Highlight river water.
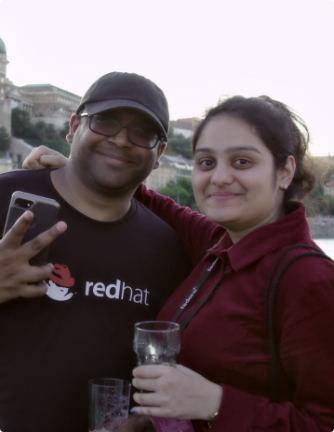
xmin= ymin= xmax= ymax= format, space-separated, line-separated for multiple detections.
xmin=313 ymin=238 xmax=334 ymax=259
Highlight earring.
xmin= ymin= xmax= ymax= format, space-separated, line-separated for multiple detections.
xmin=279 ymin=183 xmax=288 ymax=191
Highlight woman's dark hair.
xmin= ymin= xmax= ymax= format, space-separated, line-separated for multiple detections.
xmin=192 ymin=95 xmax=315 ymax=209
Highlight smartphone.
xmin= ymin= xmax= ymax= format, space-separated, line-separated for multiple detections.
xmin=3 ymin=191 xmax=60 ymax=266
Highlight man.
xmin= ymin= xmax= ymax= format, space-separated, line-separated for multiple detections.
xmin=0 ymin=72 xmax=190 ymax=432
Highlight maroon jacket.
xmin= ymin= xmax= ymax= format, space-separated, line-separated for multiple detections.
xmin=135 ymin=184 xmax=334 ymax=432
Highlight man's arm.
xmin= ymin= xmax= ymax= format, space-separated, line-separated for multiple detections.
xmin=22 ymin=146 xmax=68 ymax=170
xmin=134 ymin=183 xmax=224 ymax=264
xmin=0 ymin=210 xmax=67 ymax=303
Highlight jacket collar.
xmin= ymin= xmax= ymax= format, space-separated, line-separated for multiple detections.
xmin=207 ymin=203 xmax=311 ymax=272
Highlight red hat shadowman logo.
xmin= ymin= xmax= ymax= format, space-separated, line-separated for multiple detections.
xmin=46 ymin=264 xmax=76 ymax=302
xmin=49 ymin=264 xmax=75 ymax=288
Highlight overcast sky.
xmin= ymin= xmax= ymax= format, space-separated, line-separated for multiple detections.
xmin=0 ymin=0 xmax=333 ymax=156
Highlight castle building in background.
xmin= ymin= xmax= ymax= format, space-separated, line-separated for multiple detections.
xmin=0 ymin=36 xmax=12 ymax=134
xmin=170 ymin=118 xmax=197 ymax=138
xmin=145 ymin=154 xmax=193 ymax=190
xmin=0 ymin=37 xmax=80 ymax=135
xmin=0 ymin=35 xmax=193 ymax=186
xmin=0 ymin=36 xmax=81 ymax=171
xmin=145 ymin=118 xmax=197 ymax=190
xmin=20 ymin=84 xmax=81 ymax=129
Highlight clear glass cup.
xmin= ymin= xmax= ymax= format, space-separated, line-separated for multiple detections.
xmin=133 ymin=322 xmax=192 ymax=430
xmin=88 ymin=378 xmax=131 ymax=432
xmin=133 ymin=320 xmax=181 ymax=366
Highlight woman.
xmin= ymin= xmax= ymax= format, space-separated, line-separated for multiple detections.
xmin=23 ymin=96 xmax=334 ymax=431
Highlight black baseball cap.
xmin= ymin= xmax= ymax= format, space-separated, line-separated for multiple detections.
xmin=77 ymin=72 xmax=169 ymax=140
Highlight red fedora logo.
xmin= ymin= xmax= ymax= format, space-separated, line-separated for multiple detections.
xmin=49 ymin=264 xmax=75 ymax=288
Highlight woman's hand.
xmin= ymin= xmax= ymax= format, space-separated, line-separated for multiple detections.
xmin=22 ymin=146 xmax=69 ymax=170
xmin=132 ymin=364 xmax=222 ymax=420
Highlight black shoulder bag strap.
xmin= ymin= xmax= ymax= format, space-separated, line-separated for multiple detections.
xmin=265 ymin=244 xmax=333 ymax=402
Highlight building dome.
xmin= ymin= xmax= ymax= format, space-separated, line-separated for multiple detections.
xmin=0 ymin=37 xmax=7 ymax=55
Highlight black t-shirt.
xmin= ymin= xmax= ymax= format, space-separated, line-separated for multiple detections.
xmin=0 ymin=169 xmax=190 ymax=432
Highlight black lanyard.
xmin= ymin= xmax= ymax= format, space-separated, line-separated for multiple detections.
xmin=172 ymin=257 xmax=231 ymax=332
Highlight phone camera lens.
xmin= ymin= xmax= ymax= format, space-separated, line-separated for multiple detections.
xmin=15 ymin=198 xmax=33 ymax=209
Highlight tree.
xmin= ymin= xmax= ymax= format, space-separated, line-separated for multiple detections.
xmin=168 ymin=136 xmax=192 ymax=159
xmin=31 ymin=120 xmax=48 ymax=140
xmin=325 ymin=195 xmax=334 ymax=215
xmin=0 ymin=127 xmax=10 ymax=154
xmin=60 ymin=121 xmax=69 ymax=140
xmin=165 ymin=127 xmax=193 ymax=159
xmin=11 ymin=107 xmax=32 ymax=137
xmin=45 ymin=123 xmax=58 ymax=140
xmin=303 ymin=157 xmax=334 ymax=216
xmin=11 ymin=107 xmax=70 ymax=157
xmin=25 ymin=136 xmax=70 ymax=157
xmin=157 ymin=177 xmax=197 ymax=209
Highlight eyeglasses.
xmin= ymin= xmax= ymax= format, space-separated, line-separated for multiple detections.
xmin=80 ymin=113 xmax=162 ymax=149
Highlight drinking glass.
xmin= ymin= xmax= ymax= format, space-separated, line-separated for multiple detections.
xmin=133 ymin=320 xmax=181 ymax=366
xmin=88 ymin=378 xmax=131 ymax=432
xmin=133 ymin=322 xmax=194 ymax=431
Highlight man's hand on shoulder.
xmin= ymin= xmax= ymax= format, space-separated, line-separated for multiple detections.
xmin=22 ymin=146 xmax=69 ymax=170
xmin=0 ymin=211 xmax=67 ymax=304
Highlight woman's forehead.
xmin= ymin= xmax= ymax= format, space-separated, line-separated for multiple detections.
xmin=196 ymin=115 xmax=267 ymax=152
